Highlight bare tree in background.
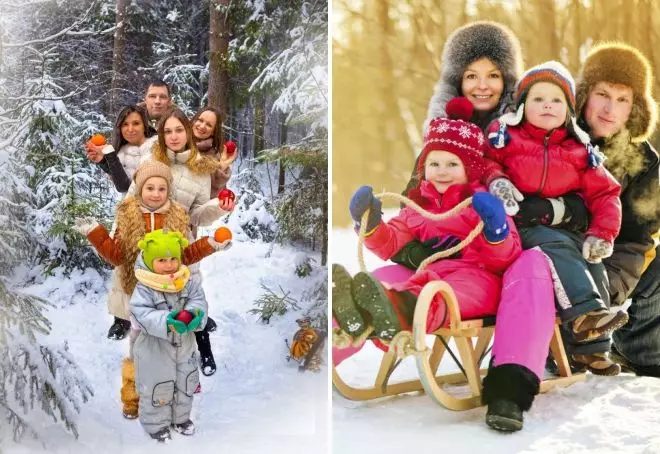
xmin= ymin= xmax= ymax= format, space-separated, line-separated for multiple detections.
xmin=208 ymin=0 xmax=230 ymax=116
xmin=110 ymin=0 xmax=129 ymax=116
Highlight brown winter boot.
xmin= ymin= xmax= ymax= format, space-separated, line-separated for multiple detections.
xmin=571 ymin=353 xmax=621 ymax=376
xmin=120 ymin=357 xmax=139 ymax=419
xmin=571 ymin=309 xmax=629 ymax=342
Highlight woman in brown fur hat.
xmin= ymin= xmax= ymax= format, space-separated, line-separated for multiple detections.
xmin=75 ymin=160 xmax=234 ymax=419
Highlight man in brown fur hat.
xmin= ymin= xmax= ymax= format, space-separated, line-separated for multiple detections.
xmin=573 ymin=42 xmax=660 ymax=377
xmin=527 ymin=42 xmax=660 ymax=376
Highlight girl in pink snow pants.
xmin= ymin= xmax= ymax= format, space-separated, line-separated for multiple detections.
xmin=332 ymin=99 xmax=557 ymax=433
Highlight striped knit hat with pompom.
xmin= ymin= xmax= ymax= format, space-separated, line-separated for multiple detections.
xmin=515 ymin=60 xmax=576 ymax=111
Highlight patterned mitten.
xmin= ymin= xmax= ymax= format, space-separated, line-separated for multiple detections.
xmin=488 ymin=178 xmax=524 ymax=216
xmin=582 ymin=236 xmax=613 ymax=263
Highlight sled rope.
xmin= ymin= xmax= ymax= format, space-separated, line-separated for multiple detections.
xmin=358 ymin=191 xmax=484 ymax=272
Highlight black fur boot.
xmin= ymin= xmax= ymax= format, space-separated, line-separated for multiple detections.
xmin=195 ymin=330 xmax=216 ymax=376
xmin=107 ymin=316 xmax=131 ymax=340
xmin=482 ymin=363 xmax=540 ymax=432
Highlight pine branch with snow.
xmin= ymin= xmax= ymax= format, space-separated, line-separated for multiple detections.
xmin=0 ymin=280 xmax=94 ymax=442
xmin=248 ymin=283 xmax=301 ymax=324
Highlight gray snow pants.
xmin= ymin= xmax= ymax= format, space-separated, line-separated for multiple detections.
xmin=133 ymin=331 xmax=200 ymax=435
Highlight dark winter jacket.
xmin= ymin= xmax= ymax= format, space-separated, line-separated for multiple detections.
xmin=483 ymin=121 xmax=622 ymax=243
xmin=602 ymin=139 xmax=660 ymax=305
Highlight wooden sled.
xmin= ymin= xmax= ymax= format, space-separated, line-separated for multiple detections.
xmin=333 ymin=280 xmax=586 ymax=411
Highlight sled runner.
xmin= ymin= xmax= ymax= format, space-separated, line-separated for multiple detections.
xmin=332 ymin=192 xmax=585 ymax=411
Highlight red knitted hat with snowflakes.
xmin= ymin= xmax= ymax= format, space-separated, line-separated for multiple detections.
xmin=418 ymin=97 xmax=486 ymax=182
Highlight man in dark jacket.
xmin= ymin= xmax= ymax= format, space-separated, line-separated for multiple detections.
xmin=514 ymin=42 xmax=660 ymax=376
xmin=573 ymin=43 xmax=660 ymax=377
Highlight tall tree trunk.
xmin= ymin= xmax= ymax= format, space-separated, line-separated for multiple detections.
xmin=568 ymin=0 xmax=583 ymax=73
xmin=208 ymin=0 xmax=230 ymax=117
xmin=538 ymin=0 xmax=558 ymax=62
xmin=110 ymin=0 xmax=129 ymax=116
xmin=254 ymin=94 xmax=266 ymax=158
xmin=321 ymin=197 xmax=327 ymax=265
xmin=278 ymin=112 xmax=287 ymax=195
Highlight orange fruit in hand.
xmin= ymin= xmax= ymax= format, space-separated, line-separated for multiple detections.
xmin=90 ymin=134 xmax=106 ymax=146
xmin=214 ymin=227 xmax=232 ymax=243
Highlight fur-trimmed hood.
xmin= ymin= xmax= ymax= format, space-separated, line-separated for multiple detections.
xmin=423 ymin=21 xmax=524 ymax=137
xmin=576 ymin=42 xmax=658 ymax=143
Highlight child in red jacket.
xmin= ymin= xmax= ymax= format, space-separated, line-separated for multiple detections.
xmin=334 ymin=98 xmax=521 ymax=343
xmin=484 ymin=61 xmax=627 ymax=374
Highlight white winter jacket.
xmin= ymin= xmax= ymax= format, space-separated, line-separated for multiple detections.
xmin=117 ymin=136 xmax=158 ymax=180
xmin=132 ymin=148 xmax=227 ymax=227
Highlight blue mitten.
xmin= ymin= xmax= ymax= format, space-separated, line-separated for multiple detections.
xmin=472 ymin=192 xmax=510 ymax=243
xmin=349 ymin=186 xmax=382 ymax=232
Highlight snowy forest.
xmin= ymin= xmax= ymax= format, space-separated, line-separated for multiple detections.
xmin=0 ymin=0 xmax=328 ymax=450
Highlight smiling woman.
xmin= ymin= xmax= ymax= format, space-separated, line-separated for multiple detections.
xmin=461 ymin=58 xmax=504 ymax=113
xmin=405 ymin=21 xmax=523 ymax=197
xmin=423 ymin=21 xmax=524 ymax=133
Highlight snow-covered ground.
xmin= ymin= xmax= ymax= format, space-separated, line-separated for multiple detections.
xmin=332 ymin=225 xmax=660 ymax=454
xmin=2 ymin=240 xmax=328 ymax=454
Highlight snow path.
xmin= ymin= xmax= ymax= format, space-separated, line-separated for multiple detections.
xmin=4 ymin=241 xmax=327 ymax=454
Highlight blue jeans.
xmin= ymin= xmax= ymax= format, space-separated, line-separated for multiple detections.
xmin=613 ymin=250 xmax=660 ymax=366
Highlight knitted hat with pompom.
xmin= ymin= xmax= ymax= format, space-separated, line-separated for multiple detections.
xmin=418 ymin=97 xmax=487 ymax=182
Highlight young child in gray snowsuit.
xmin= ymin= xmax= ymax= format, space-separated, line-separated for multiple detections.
xmin=130 ymin=228 xmax=207 ymax=442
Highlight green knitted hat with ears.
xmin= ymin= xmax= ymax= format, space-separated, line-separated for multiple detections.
xmin=137 ymin=229 xmax=189 ymax=271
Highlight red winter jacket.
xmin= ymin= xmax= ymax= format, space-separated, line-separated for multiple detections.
xmin=364 ymin=181 xmax=521 ymax=276
xmin=483 ymin=121 xmax=622 ymax=242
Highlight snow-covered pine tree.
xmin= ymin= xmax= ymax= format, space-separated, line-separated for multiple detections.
xmin=16 ymin=71 xmax=113 ymax=276
xmin=0 ymin=2 xmax=112 ymax=442
xmin=132 ymin=0 xmax=211 ymax=114
xmin=250 ymin=0 xmax=328 ymax=265
xmin=0 ymin=279 xmax=94 ymax=442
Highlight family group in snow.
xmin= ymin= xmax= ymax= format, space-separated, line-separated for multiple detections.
xmin=75 ymin=81 xmax=236 ymax=442
xmin=332 ymin=21 xmax=660 ymax=433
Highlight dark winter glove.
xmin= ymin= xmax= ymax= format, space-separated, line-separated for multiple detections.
xmin=561 ymin=193 xmax=590 ymax=233
xmin=186 ymin=308 xmax=205 ymax=332
xmin=514 ymin=193 xmax=590 ymax=233
xmin=472 ymin=192 xmax=509 ymax=243
xmin=349 ymin=185 xmax=382 ymax=232
xmin=391 ymin=236 xmax=462 ymax=270
xmin=166 ymin=311 xmax=188 ymax=334
xmin=514 ymin=195 xmax=554 ymax=228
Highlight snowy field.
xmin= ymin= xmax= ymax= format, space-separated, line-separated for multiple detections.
xmin=2 ymin=240 xmax=328 ymax=454
xmin=332 ymin=225 xmax=660 ymax=454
